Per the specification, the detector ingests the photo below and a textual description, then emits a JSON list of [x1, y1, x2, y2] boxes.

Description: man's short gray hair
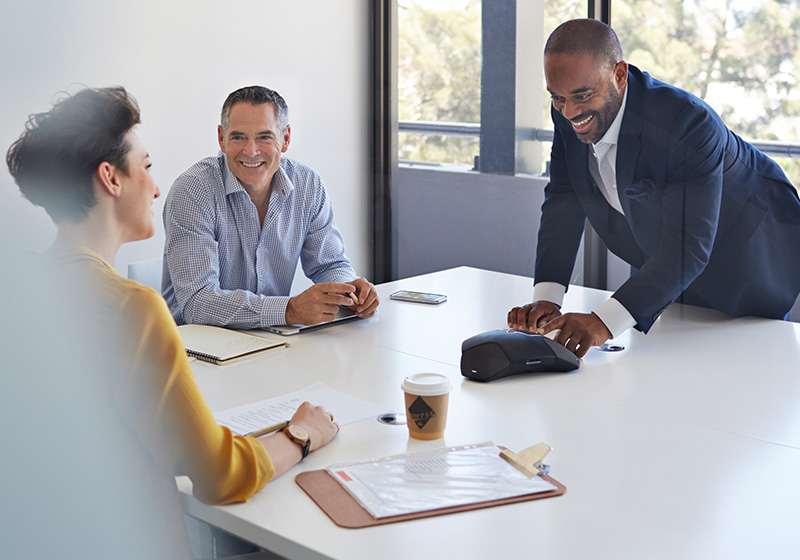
[[220, 86, 289, 133]]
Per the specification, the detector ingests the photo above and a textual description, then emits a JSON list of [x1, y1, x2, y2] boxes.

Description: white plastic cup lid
[[401, 373, 451, 396]]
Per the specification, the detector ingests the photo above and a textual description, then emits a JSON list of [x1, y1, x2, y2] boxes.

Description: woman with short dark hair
[[5, 86, 338, 558]]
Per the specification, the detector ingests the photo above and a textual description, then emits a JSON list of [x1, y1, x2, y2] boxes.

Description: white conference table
[[178, 266, 800, 560]]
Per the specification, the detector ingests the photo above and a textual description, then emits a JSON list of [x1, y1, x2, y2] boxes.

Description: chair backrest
[[127, 258, 163, 292]]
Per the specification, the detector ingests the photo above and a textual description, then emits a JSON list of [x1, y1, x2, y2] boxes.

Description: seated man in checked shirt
[[162, 85, 379, 328]]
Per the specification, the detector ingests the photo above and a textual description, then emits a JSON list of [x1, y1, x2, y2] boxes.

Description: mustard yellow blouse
[[60, 247, 275, 504]]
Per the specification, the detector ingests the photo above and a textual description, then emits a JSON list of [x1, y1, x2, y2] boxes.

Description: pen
[[245, 420, 290, 438], [348, 292, 360, 306]]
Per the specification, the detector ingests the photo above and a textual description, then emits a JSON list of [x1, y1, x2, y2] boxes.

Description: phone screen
[[389, 290, 447, 304]]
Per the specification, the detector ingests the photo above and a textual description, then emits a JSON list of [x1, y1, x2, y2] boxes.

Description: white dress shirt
[[534, 86, 637, 338]]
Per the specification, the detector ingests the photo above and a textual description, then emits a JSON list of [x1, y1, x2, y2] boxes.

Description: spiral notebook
[[177, 324, 288, 365]]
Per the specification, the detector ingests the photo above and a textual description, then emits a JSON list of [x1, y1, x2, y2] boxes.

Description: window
[[614, 0, 800, 184], [397, 0, 584, 175], [398, 0, 482, 168], [397, 0, 800, 182]]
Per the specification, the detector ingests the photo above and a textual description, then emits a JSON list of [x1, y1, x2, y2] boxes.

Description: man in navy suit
[[508, 18, 800, 357]]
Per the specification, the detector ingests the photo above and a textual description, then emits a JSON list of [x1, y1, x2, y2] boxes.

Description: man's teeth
[[572, 115, 592, 127], [241, 161, 262, 168]]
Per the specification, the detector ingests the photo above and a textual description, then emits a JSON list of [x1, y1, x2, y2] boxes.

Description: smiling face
[[545, 52, 627, 144], [117, 131, 160, 242], [217, 101, 291, 195]]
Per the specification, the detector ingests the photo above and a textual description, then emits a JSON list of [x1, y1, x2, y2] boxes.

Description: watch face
[[287, 424, 308, 440]]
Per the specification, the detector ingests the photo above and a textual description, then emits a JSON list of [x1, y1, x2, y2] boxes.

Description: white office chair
[[127, 257, 163, 292]]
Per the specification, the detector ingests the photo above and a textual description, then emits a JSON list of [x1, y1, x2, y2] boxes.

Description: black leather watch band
[[296, 437, 310, 459]]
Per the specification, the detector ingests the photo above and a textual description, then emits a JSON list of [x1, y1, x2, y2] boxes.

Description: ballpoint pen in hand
[[245, 420, 290, 438]]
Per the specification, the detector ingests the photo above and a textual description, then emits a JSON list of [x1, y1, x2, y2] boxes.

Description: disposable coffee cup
[[401, 373, 451, 440]]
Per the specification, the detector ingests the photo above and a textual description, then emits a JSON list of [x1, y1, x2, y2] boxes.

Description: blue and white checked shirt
[[162, 153, 356, 328]]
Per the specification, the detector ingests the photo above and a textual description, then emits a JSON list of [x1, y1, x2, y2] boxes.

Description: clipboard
[[295, 469, 566, 529]]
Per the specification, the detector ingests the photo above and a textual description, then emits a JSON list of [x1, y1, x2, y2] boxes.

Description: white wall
[[0, 0, 372, 280]]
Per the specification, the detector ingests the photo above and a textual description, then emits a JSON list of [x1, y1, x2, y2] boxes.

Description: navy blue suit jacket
[[535, 65, 800, 332]]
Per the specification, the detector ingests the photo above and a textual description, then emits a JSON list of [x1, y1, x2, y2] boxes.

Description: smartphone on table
[[389, 290, 447, 304]]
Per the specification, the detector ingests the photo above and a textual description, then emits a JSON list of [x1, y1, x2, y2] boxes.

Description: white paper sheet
[[213, 382, 388, 435]]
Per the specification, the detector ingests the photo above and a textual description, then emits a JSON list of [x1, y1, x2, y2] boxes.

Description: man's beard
[[574, 86, 623, 144]]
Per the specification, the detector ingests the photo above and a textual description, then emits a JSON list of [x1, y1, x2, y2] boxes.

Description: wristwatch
[[283, 424, 310, 459]]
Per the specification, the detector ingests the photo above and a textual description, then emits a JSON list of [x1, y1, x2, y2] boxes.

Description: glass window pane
[[398, 0, 481, 166], [614, 0, 800, 185], [541, 1, 589, 175]]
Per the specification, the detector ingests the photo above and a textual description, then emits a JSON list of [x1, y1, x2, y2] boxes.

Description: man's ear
[[94, 161, 123, 198], [281, 124, 291, 153], [218, 125, 226, 152], [614, 60, 628, 89]]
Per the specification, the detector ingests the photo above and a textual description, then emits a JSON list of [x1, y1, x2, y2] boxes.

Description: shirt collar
[[271, 162, 295, 200], [592, 84, 628, 158]]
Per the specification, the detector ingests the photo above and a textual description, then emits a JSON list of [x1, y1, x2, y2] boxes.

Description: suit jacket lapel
[[616, 72, 643, 216]]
